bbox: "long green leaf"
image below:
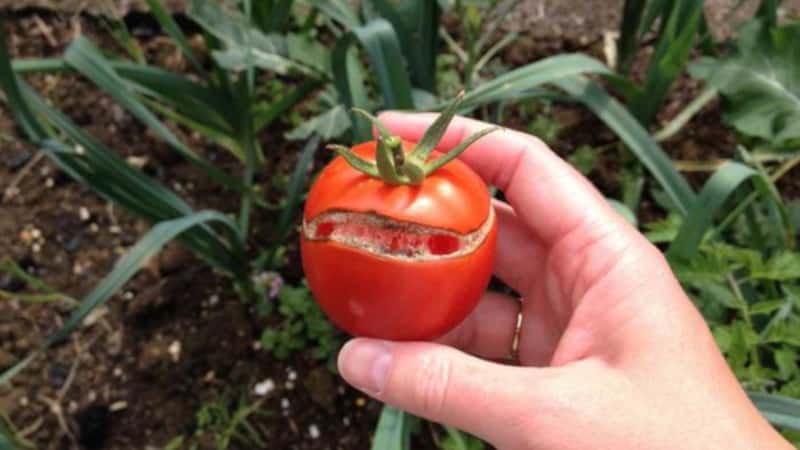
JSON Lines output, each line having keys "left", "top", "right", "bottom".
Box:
{"left": 3, "top": 25, "right": 244, "bottom": 275}
{"left": 756, "top": 0, "right": 780, "bottom": 27}
{"left": 332, "top": 35, "right": 372, "bottom": 142}
{"left": 460, "top": 54, "right": 611, "bottom": 110}
{"left": 116, "top": 62, "right": 235, "bottom": 134}
{"left": 274, "top": 135, "right": 321, "bottom": 243}
{"left": 11, "top": 57, "right": 68, "bottom": 73}
{"left": 617, "top": 0, "right": 648, "bottom": 74}
{"left": 629, "top": 0, "right": 703, "bottom": 126}
{"left": 0, "top": 211, "right": 243, "bottom": 386}
{"left": 22, "top": 83, "right": 241, "bottom": 273}
{"left": 313, "top": 0, "right": 362, "bottom": 29}
{"left": 749, "top": 391, "right": 800, "bottom": 432}
{"left": 667, "top": 162, "right": 757, "bottom": 260}
{"left": 371, "top": 406, "right": 413, "bottom": 450}
{"left": 553, "top": 76, "right": 696, "bottom": 215}
{"left": 351, "top": 19, "right": 415, "bottom": 110}
{"left": 370, "top": 0, "right": 440, "bottom": 92}
{"left": 0, "top": 431, "right": 17, "bottom": 450}
{"left": 144, "top": 0, "right": 205, "bottom": 75}
{"left": 0, "top": 25, "right": 47, "bottom": 140}
{"left": 12, "top": 58, "right": 237, "bottom": 137}
{"left": 253, "top": 79, "right": 323, "bottom": 133}
{"left": 253, "top": 0, "right": 295, "bottom": 33}
{"left": 63, "top": 38, "right": 244, "bottom": 191}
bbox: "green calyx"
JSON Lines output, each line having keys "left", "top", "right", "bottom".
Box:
{"left": 327, "top": 92, "right": 499, "bottom": 186}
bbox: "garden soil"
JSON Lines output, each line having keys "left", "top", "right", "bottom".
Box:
{"left": 1, "top": 2, "right": 799, "bottom": 450}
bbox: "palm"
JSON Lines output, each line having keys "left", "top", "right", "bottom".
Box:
{"left": 499, "top": 200, "right": 680, "bottom": 368}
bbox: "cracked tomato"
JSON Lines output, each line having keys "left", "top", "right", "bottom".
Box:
{"left": 300, "top": 95, "right": 497, "bottom": 340}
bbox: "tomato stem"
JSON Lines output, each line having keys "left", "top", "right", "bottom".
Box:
{"left": 335, "top": 93, "right": 499, "bottom": 186}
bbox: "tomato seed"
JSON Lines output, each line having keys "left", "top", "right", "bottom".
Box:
{"left": 427, "top": 234, "right": 460, "bottom": 255}
{"left": 316, "top": 221, "right": 335, "bottom": 238}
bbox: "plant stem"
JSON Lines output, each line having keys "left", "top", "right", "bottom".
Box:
{"left": 713, "top": 153, "right": 800, "bottom": 239}
{"left": 654, "top": 87, "right": 718, "bottom": 142}
{"left": 11, "top": 58, "right": 68, "bottom": 73}
{"left": 726, "top": 273, "right": 762, "bottom": 370}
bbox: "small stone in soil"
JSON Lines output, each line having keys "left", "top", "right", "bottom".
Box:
{"left": 49, "top": 362, "right": 69, "bottom": 387}
{"left": 281, "top": 398, "right": 290, "bottom": 409}
{"left": 109, "top": 400, "right": 128, "bottom": 412}
{"left": 309, "top": 424, "right": 320, "bottom": 439}
{"left": 63, "top": 235, "right": 81, "bottom": 253}
{"left": 254, "top": 378, "right": 275, "bottom": 396}
{"left": 167, "top": 340, "right": 181, "bottom": 362}
{"left": 79, "top": 206, "right": 91, "bottom": 222}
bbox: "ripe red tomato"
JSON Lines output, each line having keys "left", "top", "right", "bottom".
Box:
{"left": 300, "top": 141, "right": 497, "bottom": 340}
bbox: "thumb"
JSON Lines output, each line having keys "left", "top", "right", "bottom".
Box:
{"left": 338, "top": 338, "right": 556, "bottom": 447}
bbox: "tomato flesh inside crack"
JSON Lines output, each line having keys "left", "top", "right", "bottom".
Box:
{"left": 306, "top": 211, "right": 493, "bottom": 260}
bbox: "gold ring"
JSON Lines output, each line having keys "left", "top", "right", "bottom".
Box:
{"left": 508, "top": 309, "right": 522, "bottom": 364}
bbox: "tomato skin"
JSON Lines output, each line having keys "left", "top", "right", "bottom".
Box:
{"left": 301, "top": 219, "right": 496, "bottom": 340}
{"left": 304, "top": 141, "right": 491, "bottom": 234}
{"left": 301, "top": 141, "right": 497, "bottom": 340}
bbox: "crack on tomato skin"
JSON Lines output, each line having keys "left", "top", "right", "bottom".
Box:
{"left": 303, "top": 209, "right": 494, "bottom": 261}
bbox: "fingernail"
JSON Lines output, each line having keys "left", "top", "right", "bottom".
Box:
{"left": 339, "top": 339, "right": 392, "bottom": 395}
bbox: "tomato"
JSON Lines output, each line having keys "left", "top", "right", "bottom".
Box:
{"left": 300, "top": 139, "right": 497, "bottom": 341}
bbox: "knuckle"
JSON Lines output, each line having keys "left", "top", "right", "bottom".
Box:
{"left": 412, "top": 352, "right": 454, "bottom": 417}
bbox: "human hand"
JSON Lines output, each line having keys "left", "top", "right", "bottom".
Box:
{"left": 336, "top": 114, "right": 793, "bottom": 450}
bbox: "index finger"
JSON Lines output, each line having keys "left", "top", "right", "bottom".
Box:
{"left": 377, "top": 112, "right": 626, "bottom": 245}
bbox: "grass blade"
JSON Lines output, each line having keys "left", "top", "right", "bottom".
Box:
{"left": 273, "top": 135, "right": 321, "bottom": 243}
{"left": 749, "top": 391, "right": 800, "bottom": 432}
{"left": 332, "top": 35, "right": 372, "bottom": 142}
{"left": 63, "top": 37, "right": 244, "bottom": 191}
{"left": 144, "top": 0, "right": 206, "bottom": 75}
{"left": 351, "top": 18, "right": 414, "bottom": 110}
{"left": 629, "top": 0, "right": 703, "bottom": 126}
{"left": 19, "top": 82, "right": 242, "bottom": 274}
{"left": 253, "top": 79, "right": 323, "bottom": 133}
{"left": 617, "top": 0, "right": 648, "bottom": 74}
{"left": 371, "top": 405, "right": 413, "bottom": 450}
{"left": 0, "top": 25, "right": 47, "bottom": 140}
{"left": 0, "top": 211, "right": 243, "bottom": 386}
{"left": 0, "top": 431, "right": 17, "bottom": 450}
{"left": 459, "top": 54, "right": 611, "bottom": 110}
{"left": 370, "top": 0, "right": 440, "bottom": 92}
{"left": 667, "top": 162, "right": 756, "bottom": 260}
{"left": 553, "top": 76, "right": 696, "bottom": 215}
{"left": 314, "top": 0, "right": 361, "bottom": 29}
{"left": 14, "top": 58, "right": 236, "bottom": 138}
{"left": 11, "top": 57, "right": 68, "bottom": 73}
